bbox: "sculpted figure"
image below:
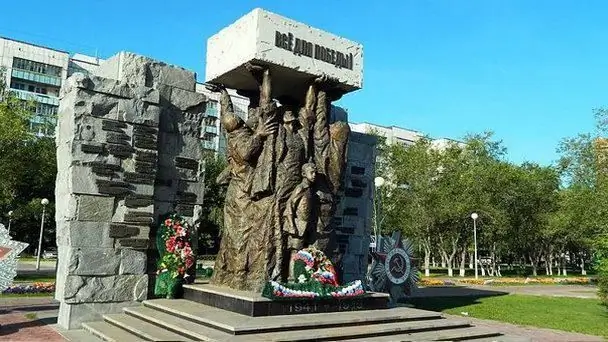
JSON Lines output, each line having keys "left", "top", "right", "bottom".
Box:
{"left": 248, "top": 66, "right": 278, "bottom": 200}
{"left": 311, "top": 76, "right": 351, "bottom": 267}
{"left": 271, "top": 96, "right": 311, "bottom": 280}
{"left": 207, "top": 83, "right": 277, "bottom": 291}
{"left": 284, "top": 162, "right": 317, "bottom": 281}
{"left": 208, "top": 67, "right": 350, "bottom": 291}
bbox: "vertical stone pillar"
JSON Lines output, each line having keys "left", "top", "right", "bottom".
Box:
{"left": 334, "top": 132, "right": 377, "bottom": 283}
{"left": 55, "top": 52, "right": 206, "bottom": 329}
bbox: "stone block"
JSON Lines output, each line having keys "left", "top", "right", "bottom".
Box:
{"left": 117, "top": 98, "right": 161, "bottom": 127}
{"left": 57, "top": 301, "right": 140, "bottom": 330}
{"left": 348, "top": 235, "right": 364, "bottom": 255}
{"left": 70, "top": 165, "right": 103, "bottom": 195}
{"left": 154, "top": 201, "right": 176, "bottom": 219}
{"left": 94, "top": 54, "right": 122, "bottom": 81}
{"left": 108, "top": 223, "right": 141, "bottom": 238}
{"left": 134, "top": 86, "right": 160, "bottom": 104}
{"left": 68, "top": 73, "right": 133, "bottom": 99}
{"left": 56, "top": 221, "right": 113, "bottom": 248}
{"left": 341, "top": 253, "right": 361, "bottom": 274}
{"left": 116, "top": 238, "right": 149, "bottom": 249}
{"left": 170, "top": 87, "right": 206, "bottom": 112}
{"left": 67, "top": 247, "right": 121, "bottom": 276}
{"left": 119, "top": 249, "right": 147, "bottom": 274}
{"left": 155, "top": 64, "right": 196, "bottom": 91}
{"left": 206, "top": 8, "right": 363, "bottom": 100}
{"left": 55, "top": 194, "right": 78, "bottom": 223}
{"left": 62, "top": 274, "right": 148, "bottom": 304}
{"left": 177, "top": 180, "right": 205, "bottom": 205}
{"left": 95, "top": 52, "right": 196, "bottom": 92}
{"left": 77, "top": 195, "right": 115, "bottom": 222}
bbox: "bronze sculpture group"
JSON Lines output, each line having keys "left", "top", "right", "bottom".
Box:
{"left": 207, "top": 64, "right": 350, "bottom": 292}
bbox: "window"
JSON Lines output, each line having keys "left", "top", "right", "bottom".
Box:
{"left": 36, "top": 103, "right": 58, "bottom": 116}
{"left": 204, "top": 117, "right": 217, "bottom": 126}
{"left": 10, "top": 81, "right": 26, "bottom": 90}
{"left": 12, "top": 57, "right": 62, "bottom": 77}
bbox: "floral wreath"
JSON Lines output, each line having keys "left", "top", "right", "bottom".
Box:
{"left": 292, "top": 248, "right": 339, "bottom": 286}
{"left": 262, "top": 246, "right": 365, "bottom": 300}
{"left": 154, "top": 214, "right": 195, "bottom": 297}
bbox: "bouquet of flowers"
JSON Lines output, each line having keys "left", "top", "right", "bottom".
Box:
{"left": 154, "top": 214, "right": 195, "bottom": 298}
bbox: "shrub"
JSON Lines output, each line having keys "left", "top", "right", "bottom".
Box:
{"left": 597, "top": 259, "right": 608, "bottom": 306}
{"left": 593, "top": 236, "right": 608, "bottom": 306}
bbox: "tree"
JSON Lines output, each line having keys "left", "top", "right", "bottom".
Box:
{"left": 377, "top": 136, "right": 441, "bottom": 276}
{"left": 0, "top": 68, "right": 56, "bottom": 253}
{"left": 196, "top": 151, "right": 227, "bottom": 255}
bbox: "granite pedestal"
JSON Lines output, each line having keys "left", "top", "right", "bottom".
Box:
{"left": 182, "top": 282, "right": 390, "bottom": 317}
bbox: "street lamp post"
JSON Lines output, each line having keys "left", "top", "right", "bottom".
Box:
{"left": 471, "top": 212, "right": 479, "bottom": 279}
{"left": 373, "top": 177, "right": 386, "bottom": 252}
{"left": 36, "top": 198, "right": 49, "bottom": 271}
{"left": 7, "top": 210, "right": 13, "bottom": 234}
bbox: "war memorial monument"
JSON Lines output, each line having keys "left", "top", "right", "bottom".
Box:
{"left": 52, "top": 8, "right": 513, "bottom": 341}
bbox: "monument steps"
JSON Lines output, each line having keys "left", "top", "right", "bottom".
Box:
{"left": 143, "top": 298, "right": 444, "bottom": 334}
{"left": 71, "top": 297, "right": 521, "bottom": 342}
{"left": 465, "top": 337, "right": 531, "bottom": 342}
{"left": 124, "top": 305, "right": 233, "bottom": 340}
{"left": 56, "top": 327, "right": 106, "bottom": 342}
{"left": 225, "top": 319, "right": 474, "bottom": 341}
{"left": 82, "top": 320, "right": 147, "bottom": 342}
{"left": 339, "top": 326, "right": 508, "bottom": 341}
{"left": 103, "top": 313, "right": 195, "bottom": 341}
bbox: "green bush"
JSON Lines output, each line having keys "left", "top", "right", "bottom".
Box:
{"left": 598, "top": 259, "right": 608, "bottom": 306}
{"left": 594, "top": 236, "right": 608, "bottom": 306}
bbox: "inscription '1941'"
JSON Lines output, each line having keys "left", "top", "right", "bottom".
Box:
{"left": 275, "top": 31, "right": 354, "bottom": 70}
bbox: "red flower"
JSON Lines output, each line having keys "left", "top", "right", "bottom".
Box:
{"left": 165, "top": 236, "right": 176, "bottom": 253}
{"left": 164, "top": 219, "right": 172, "bottom": 227}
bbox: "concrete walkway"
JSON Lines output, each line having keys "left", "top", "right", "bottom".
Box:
{"left": 0, "top": 293, "right": 604, "bottom": 341}
{"left": 0, "top": 297, "right": 63, "bottom": 342}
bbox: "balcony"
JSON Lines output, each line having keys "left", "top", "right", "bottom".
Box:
{"left": 12, "top": 69, "right": 62, "bottom": 87}
{"left": 202, "top": 140, "right": 217, "bottom": 150}
{"left": 204, "top": 125, "right": 218, "bottom": 135}
{"left": 205, "top": 108, "right": 219, "bottom": 118}
{"left": 10, "top": 89, "right": 59, "bottom": 106}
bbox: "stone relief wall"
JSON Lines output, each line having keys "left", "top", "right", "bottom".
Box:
{"left": 55, "top": 52, "right": 206, "bottom": 329}
{"left": 334, "top": 132, "right": 377, "bottom": 284}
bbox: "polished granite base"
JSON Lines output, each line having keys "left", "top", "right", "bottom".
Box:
{"left": 182, "top": 282, "right": 390, "bottom": 317}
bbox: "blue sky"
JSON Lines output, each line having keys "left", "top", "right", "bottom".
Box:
{"left": 2, "top": 0, "right": 607, "bottom": 165}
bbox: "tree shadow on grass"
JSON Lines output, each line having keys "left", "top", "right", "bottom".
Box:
{"left": 404, "top": 286, "right": 509, "bottom": 312}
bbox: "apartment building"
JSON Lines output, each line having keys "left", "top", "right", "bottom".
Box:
{"left": 0, "top": 36, "right": 70, "bottom": 136}
{"left": 0, "top": 35, "right": 352, "bottom": 155}
{"left": 349, "top": 122, "right": 464, "bottom": 149}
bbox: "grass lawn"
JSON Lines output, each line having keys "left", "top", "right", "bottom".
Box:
{"left": 0, "top": 293, "right": 53, "bottom": 298}
{"left": 13, "top": 274, "right": 56, "bottom": 283}
{"left": 408, "top": 294, "right": 608, "bottom": 337}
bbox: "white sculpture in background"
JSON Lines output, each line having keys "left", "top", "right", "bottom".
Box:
{"left": 0, "top": 224, "right": 28, "bottom": 292}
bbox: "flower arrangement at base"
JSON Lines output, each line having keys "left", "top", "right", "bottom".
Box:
{"left": 154, "top": 214, "right": 195, "bottom": 299}
{"left": 262, "top": 247, "right": 366, "bottom": 300}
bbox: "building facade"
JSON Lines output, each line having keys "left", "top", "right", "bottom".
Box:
{"left": 0, "top": 36, "right": 70, "bottom": 136}
{"left": 349, "top": 122, "right": 423, "bottom": 146}
{"left": 1, "top": 35, "right": 358, "bottom": 155}
{"left": 349, "top": 121, "right": 463, "bottom": 149}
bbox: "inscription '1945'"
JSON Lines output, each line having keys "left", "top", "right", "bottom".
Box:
{"left": 275, "top": 31, "right": 354, "bottom": 70}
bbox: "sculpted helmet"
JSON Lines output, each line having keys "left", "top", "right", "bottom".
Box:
{"left": 222, "top": 112, "right": 244, "bottom": 133}
{"left": 283, "top": 108, "right": 297, "bottom": 123}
